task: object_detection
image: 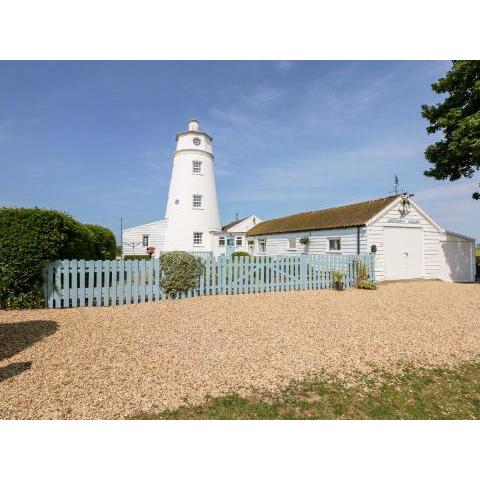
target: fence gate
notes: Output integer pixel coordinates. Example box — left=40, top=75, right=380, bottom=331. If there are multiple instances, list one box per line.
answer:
left=43, top=254, right=375, bottom=308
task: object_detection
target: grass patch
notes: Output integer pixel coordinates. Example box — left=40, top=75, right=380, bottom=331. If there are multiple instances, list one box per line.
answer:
left=135, top=363, right=480, bottom=419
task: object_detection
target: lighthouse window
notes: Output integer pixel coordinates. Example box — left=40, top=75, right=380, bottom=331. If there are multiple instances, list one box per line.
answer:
left=193, top=232, right=203, bottom=245
left=193, top=194, right=203, bottom=209
left=192, top=161, right=202, bottom=174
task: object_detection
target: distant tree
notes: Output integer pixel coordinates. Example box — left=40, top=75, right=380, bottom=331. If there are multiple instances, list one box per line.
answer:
left=421, top=60, right=480, bottom=199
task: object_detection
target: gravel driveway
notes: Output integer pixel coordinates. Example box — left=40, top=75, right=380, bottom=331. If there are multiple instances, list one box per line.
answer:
left=1, top=280, right=479, bottom=419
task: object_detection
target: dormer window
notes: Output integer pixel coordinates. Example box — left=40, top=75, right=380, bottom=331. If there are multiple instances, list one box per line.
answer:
left=192, top=160, right=202, bottom=174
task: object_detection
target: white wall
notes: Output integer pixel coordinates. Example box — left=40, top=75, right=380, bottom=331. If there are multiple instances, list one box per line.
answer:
left=439, top=232, right=476, bottom=282
left=122, top=220, right=167, bottom=257
left=211, top=215, right=263, bottom=256
left=366, top=198, right=443, bottom=281
left=250, top=227, right=367, bottom=256
left=163, top=120, right=221, bottom=252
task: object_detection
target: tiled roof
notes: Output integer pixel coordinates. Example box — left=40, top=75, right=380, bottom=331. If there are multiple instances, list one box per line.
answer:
left=247, top=195, right=400, bottom=236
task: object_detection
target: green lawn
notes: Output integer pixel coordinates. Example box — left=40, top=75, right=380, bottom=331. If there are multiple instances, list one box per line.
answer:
left=136, top=362, right=480, bottom=419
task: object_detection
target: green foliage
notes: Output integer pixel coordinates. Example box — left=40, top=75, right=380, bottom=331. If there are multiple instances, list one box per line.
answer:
left=299, top=236, right=310, bottom=245
left=123, top=254, right=151, bottom=260
left=0, top=207, right=115, bottom=309
left=421, top=60, right=480, bottom=199
left=331, top=270, right=344, bottom=283
left=354, top=260, right=377, bottom=290
left=355, top=279, right=377, bottom=290
left=135, top=362, right=480, bottom=420
left=84, top=224, right=117, bottom=260
left=232, top=251, right=250, bottom=258
left=159, top=251, right=204, bottom=298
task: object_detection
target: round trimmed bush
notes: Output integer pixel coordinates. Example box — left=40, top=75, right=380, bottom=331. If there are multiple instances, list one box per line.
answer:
left=159, top=251, right=204, bottom=298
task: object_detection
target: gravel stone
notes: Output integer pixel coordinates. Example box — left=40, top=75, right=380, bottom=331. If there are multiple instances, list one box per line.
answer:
left=1, top=280, right=479, bottom=419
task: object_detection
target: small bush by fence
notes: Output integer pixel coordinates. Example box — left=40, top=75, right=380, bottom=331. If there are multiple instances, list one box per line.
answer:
left=43, top=254, right=375, bottom=308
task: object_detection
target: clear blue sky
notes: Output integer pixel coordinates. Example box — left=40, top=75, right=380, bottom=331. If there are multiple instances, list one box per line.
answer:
left=1, top=61, right=478, bottom=241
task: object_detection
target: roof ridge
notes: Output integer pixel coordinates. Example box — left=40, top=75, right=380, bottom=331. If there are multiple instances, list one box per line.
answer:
left=259, top=195, right=400, bottom=225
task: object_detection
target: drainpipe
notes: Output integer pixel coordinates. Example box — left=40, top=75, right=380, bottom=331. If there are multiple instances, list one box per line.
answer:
left=357, top=226, right=361, bottom=254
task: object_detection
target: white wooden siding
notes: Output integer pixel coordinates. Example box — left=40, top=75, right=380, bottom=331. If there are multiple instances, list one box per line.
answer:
left=253, top=228, right=367, bottom=256
left=366, top=199, right=442, bottom=281
left=122, top=220, right=167, bottom=257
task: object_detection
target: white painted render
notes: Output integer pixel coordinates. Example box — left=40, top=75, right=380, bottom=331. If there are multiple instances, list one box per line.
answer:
left=211, top=214, right=263, bottom=257
left=163, top=119, right=221, bottom=251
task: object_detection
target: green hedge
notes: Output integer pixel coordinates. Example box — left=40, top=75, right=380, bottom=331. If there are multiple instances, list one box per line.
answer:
left=232, top=251, right=250, bottom=258
left=123, top=254, right=151, bottom=260
left=0, top=207, right=116, bottom=309
left=85, top=224, right=116, bottom=260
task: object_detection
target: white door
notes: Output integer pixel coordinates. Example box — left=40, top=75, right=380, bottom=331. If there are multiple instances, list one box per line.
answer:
left=384, top=227, right=423, bottom=280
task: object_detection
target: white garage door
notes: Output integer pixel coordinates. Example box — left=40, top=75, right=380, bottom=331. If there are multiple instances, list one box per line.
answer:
left=384, top=227, right=423, bottom=280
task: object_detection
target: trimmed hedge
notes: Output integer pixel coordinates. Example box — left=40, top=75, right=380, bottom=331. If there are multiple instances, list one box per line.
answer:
left=85, top=224, right=116, bottom=260
left=159, top=251, right=204, bottom=298
left=232, top=251, right=250, bottom=258
left=123, top=254, right=151, bottom=260
left=0, top=207, right=116, bottom=309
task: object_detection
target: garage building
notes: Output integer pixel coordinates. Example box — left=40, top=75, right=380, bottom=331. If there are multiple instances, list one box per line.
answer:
left=247, top=194, right=476, bottom=283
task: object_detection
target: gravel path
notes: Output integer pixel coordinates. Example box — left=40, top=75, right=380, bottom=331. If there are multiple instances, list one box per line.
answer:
left=1, top=280, right=479, bottom=419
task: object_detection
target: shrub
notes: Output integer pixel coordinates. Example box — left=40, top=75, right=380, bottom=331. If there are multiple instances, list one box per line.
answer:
left=0, top=207, right=114, bottom=309
left=85, top=224, right=117, bottom=260
left=232, top=251, right=250, bottom=258
left=159, top=251, right=204, bottom=298
left=354, top=259, right=377, bottom=290
left=299, top=236, right=310, bottom=246
left=124, top=254, right=151, bottom=260
left=331, top=270, right=344, bottom=283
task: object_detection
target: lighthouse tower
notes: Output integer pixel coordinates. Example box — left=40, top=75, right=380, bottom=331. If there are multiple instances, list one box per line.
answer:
left=163, top=119, right=221, bottom=252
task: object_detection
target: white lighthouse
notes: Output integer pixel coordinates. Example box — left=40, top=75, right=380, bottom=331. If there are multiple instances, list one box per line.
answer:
left=162, top=119, right=221, bottom=252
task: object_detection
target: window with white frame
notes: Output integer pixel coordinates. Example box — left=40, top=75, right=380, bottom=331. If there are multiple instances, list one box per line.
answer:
left=192, top=194, right=203, bottom=208
left=142, top=235, right=149, bottom=247
left=329, top=238, right=341, bottom=251
left=219, top=236, right=225, bottom=246
left=258, top=238, right=266, bottom=253
left=192, top=160, right=202, bottom=174
left=288, top=238, right=296, bottom=249
left=226, top=237, right=234, bottom=246
left=193, top=232, right=203, bottom=245
left=236, top=236, right=243, bottom=246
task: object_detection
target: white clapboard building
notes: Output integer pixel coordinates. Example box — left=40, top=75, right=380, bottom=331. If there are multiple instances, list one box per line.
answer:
left=122, top=119, right=262, bottom=257
left=246, top=194, right=476, bottom=283
left=123, top=119, right=475, bottom=282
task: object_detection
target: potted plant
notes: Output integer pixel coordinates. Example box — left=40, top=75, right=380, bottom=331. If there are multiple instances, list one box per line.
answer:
left=332, top=270, right=344, bottom=291
left=299, top=236, right=310, bottom=246
left=146, top=246, right=156, bottom=258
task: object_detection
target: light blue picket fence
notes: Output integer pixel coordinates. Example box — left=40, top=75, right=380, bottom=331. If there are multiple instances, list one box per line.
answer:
left=42, top=254, right=375, bottom=309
